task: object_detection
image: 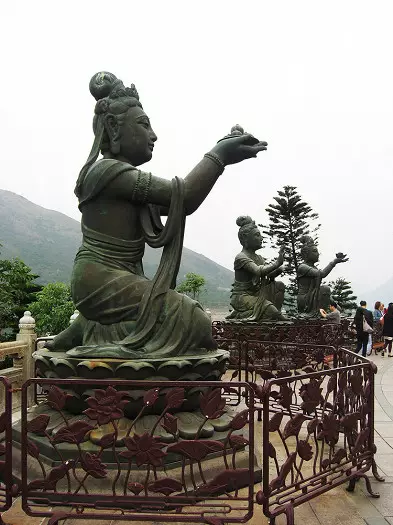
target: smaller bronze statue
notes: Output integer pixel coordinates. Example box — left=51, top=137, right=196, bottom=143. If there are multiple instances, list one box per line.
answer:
left=226, top=216, right=286, bottom=321
left=297, top=236, right=348, bottom=315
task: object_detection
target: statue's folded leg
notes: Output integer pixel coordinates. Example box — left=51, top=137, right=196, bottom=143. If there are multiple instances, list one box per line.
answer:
left=44, top=315, right=86, bottom=351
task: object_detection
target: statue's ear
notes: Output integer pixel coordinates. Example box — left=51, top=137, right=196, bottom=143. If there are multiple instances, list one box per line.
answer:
left=104, top=114, right=120, bottom=153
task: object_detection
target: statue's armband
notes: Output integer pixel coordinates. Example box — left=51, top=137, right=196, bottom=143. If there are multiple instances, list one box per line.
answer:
left=132, top=170, right=152, bottom=205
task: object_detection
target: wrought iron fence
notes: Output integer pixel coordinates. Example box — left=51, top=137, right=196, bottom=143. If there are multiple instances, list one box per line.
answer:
left=212, top=320, right=347, bottom=349
left=20, top=378, right=255, bottom=524
left=257, top=347, right=381, bottom=524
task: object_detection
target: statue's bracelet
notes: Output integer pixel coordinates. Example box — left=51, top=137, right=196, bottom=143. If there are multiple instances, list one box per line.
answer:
left=204, top=152, right=226, bottom=175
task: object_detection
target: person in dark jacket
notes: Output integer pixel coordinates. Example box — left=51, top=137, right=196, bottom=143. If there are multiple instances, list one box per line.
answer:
left=354, top=300, right=374, bottom=357
left=381, top=302, right=393, bottom=357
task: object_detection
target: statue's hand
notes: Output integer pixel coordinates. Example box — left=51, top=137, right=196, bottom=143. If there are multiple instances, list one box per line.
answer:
left=277, top=246, right=285, bottom=264
left=211, top=134, right=267, bottom=166
left=334, top=253, right=349, bottom=264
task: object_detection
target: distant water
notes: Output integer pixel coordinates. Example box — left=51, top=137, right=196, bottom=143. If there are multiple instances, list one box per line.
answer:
left=209, top=308, right=229, bottom=321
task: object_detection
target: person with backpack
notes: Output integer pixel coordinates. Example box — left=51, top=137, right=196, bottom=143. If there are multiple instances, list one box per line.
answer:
left=354, top=300, right=374, bottom=357
left=381, top=303, right=393, bottom=357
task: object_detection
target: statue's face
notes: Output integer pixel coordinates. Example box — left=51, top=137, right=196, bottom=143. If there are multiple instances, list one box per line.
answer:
left=246, top=228, right=263, bottom=250
left=307, top=246, right=319, bottom=263
left=119, top=106, right=157, bottom=166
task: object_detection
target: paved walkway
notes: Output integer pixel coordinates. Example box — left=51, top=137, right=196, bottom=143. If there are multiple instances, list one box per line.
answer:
left=3, top=352, right=393, bottom=525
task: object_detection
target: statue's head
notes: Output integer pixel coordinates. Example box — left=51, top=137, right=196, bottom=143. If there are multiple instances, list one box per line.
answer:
left=75, top=72, right=157, bottom=197
left=300, top=235, right=319, bottom=263
left=237, top=216, right=262, bottom=250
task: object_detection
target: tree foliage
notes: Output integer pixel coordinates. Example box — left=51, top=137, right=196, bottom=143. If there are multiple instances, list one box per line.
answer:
left=261, top=186, right=320, bottom=313
left=177, top=273, right=206, bottom=301
left=0, top=248, right=40, bottom=339
left=28, top=282, right=75, bottom=336
left=329, top=277, right=357, bottom=313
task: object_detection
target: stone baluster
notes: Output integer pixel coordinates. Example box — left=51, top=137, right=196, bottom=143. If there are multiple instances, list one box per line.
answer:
left=16, top=311, right=36, bottom=406
left=70, top=310, right=79, bottom=324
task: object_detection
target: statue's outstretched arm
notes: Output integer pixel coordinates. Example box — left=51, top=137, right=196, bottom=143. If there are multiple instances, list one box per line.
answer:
left=105, top=134, right=267, bottom=215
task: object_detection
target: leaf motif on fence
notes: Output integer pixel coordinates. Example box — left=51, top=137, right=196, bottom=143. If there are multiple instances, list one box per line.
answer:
left=52, top=421, right=94, bottom=444
left=128, top=482, right=144, bottom=495
left=269, top=452, right=297, bottom=492
left=349, top=374, right=364, bottom=396
left=278, top=384, right=293, bottom=410
left=282, top=414, right=307, bottom=440
left=143, top=388, right=160, bottom=407
left=340, top=412, right=360, bottom=431
left=167, top=440, right=224, bottom=461
left=307, top=418, right=319, bottom=434
left=165, top=387, right=185, bottom=409
left=352, top=427, right=370, bottom=455
left=268, top=442, right=276, bottom=458
left=27, top=414, right=50, bottom=435
left=98, top=432, right=116, bottom=448
left=200, top=388, right=226, bottom=419
left=161, top=413, right=178, bottom=436
left=299, top=380, right=323, bottom=413
left=326, top=375, right=336, bottom=394
left=297, top=440, right=313, bottom=461
left=229, top=435, right=249, bottom=450
left=148, top=477, right=183, bottom=496
left=230, top=409, right=249, bottom=430
left=47, top=386, right=67, bottom=411
left=195, top=468, right=251, bottom=496
left=317, top=413, right=340, bottom=445
left=27, top=439, right=40, bottom=459
left=268, top=412, right=283, bottom=432
left=331, top=448, right=347, bottom=464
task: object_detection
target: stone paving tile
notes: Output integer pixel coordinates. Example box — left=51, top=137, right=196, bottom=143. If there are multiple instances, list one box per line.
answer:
left=375, top=423, right=393, bottom=438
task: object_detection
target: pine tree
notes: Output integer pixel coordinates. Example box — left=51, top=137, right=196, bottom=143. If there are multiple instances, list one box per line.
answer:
left=261, top=186, right=321, bottom=312
left=329, top=277, right=357, bottom=314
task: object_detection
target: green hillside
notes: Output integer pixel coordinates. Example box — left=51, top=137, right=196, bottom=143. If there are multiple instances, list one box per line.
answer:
left=0, top=190, right=233, bottom=306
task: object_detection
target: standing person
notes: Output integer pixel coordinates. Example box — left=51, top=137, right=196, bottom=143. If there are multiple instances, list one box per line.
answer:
left=320, top=300, right=341, bottom=324
left=354, top=301, right=374, bottom=357
left=371, top=301, right=383, bottom=355
left=381, top=303, right=393, bottom=357
left=374, top=301, right=383, bottom=321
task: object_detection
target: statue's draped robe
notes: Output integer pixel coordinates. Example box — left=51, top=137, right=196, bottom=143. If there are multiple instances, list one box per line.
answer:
left=69, top=159, right=212, bottom=358
left=227, top=252, right=278, bottom=321
left=296, top=263, right=330, bottom=313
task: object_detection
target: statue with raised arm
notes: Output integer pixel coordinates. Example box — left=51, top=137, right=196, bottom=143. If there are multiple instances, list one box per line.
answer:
left=226, top=216, right=286, bottom=321
left=45, top=72, right=268, bottom=359
left=297, top=235, right=348, bottom=315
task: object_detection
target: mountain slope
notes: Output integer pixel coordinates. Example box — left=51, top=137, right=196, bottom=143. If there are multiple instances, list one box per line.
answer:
left=0, top=190, right=233, bottom=305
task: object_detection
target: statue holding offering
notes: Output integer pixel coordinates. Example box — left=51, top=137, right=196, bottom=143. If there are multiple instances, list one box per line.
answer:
left=226, top=216, right=286, bottom=321
left=297, top=235, right=348, bottom=315
left=45, top=72, right=268, bottom=359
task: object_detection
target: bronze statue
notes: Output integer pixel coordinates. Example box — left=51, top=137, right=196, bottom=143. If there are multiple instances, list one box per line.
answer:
left=226, top=216, right=286, bottom=321
left=46, top=72, right=267, bottom=359
left=297, top=236, right=348, bottom=315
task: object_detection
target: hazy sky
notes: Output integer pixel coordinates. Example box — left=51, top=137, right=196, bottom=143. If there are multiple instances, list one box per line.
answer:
left=1, top=0, right=392, bottom=296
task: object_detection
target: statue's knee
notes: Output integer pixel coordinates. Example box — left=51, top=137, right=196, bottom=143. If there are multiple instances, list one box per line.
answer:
left=276, top=281, right=285, bottom=292
left=320, top=285, right=331, bottom=296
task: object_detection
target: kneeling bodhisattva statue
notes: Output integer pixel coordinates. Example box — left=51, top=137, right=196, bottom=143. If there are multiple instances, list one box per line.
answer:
left=43, top=72, right=267, bottom=367
left=227, top=216, right=286, bottom=321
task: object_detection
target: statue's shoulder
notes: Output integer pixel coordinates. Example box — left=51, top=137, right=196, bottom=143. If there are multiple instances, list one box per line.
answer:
left=79, top=160, right=137, bottom=206
left=297, top=262, right=314, bottom=276
left=234, top=251, right=254, bottom=270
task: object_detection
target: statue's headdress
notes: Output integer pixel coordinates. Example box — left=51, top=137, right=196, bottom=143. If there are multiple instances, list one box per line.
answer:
left=236, top=216, right=258, bottom=246
left=75, top=72, right=141, bottom=198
